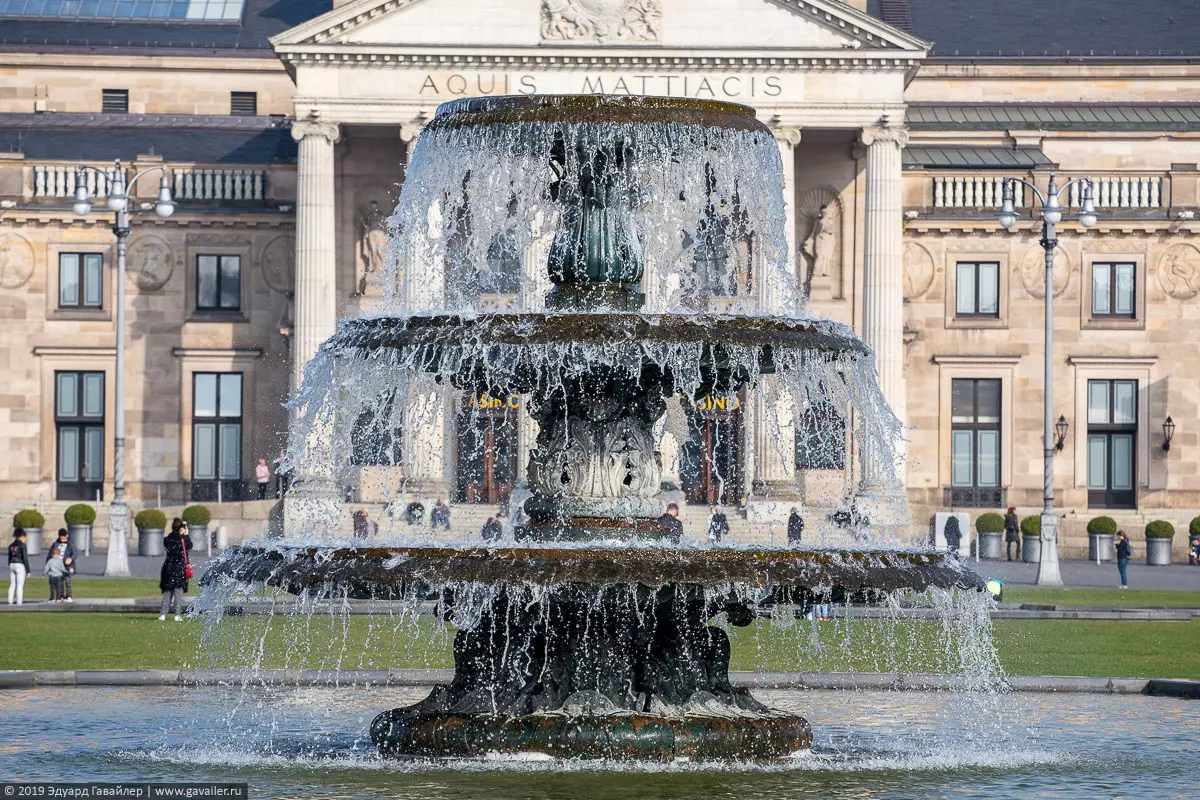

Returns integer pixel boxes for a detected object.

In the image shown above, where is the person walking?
[158,518,193,621]
[44,544,67,603]
[48,529,76,602]
[1115,530,1132,589]
[707,506,729,544]
[658,503,684,545]
[8,528,31,605]
[943,514,962,556]
[1004,506,1021,561]
[352,509,369,539]
[787,507,804,546]
[480,516,502,543]
[255,458,271,500]
[431,498,451,531]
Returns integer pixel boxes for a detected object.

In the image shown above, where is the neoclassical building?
[2,0,1199,552]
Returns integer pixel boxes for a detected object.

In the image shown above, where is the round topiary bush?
[134,509,168,530]
[976,512,1004,533]
[13,509,45,529]
[1189,516,1200,540]
[1145,520,1175,539]
[1020,515,1041,536]
[182,505,212,526]
[64,503,97,526]
[1087,516,1117,536]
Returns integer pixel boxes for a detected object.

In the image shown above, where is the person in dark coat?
[707,506,729,544]
[158,518,193,621]
[1003,506,1021,561]
[787,508,805,546]
[1115,530,1132,589]
[658,503,684,545]
[943,515,962,556]
[430,498,451,531]
[352,510,369,539]
[47,529,76,602]
[406,500,426,526]
[480,516,503,543]
[8,528,31,605]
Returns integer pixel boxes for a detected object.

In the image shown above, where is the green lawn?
[2,578,169,600]
[2,612,1196,679]
[1004,588,1200,608]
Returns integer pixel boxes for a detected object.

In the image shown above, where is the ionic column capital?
[859,126,908,149]
[291,119,341,145]
[399,114,432,143]
[770,125,802,147]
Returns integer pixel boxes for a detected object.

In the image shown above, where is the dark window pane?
[59,253,79,306]
[101,88,128,113]
[219,423,241,478]
[59,428,80,482]
[194,423,216,479]
[84,427,104,481]
[197,255,218,309]
[976,379,1001,424]
[219,255,240,309]
[1115,263,1135,315]
[83,254,103,307]
[194,374,217,417]
[1092,264,1111,315]
[1087,381,1110,424]
[57,372,77,417]
[951,379,975,423]
[82,373,104,417]
[977,262,999,314]
[230,91,257,116]
[218,373,241,417]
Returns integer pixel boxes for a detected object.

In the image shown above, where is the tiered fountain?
[203,95,984,761]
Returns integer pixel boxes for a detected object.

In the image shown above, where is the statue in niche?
[797,187,842,297]
[802,204,837,282]
[356,199,390,295]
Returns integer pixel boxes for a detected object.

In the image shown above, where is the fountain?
[202,95,984,762]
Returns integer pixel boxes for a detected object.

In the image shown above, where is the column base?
[104,502,131,577]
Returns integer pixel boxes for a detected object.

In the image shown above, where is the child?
[44,545,67,602]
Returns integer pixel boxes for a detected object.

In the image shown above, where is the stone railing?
[33,164,119,198]
[1067,175,1163,209]
[173,167,266,202]
[932,175,1026,209]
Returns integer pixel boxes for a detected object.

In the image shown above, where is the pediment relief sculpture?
[542,0,661,43]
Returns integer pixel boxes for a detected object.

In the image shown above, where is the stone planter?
[138,528,165,557]
[23,528,42,556]
[188,524,209,550]
[1146,538,1173,566]
[1022,534,1041,563]
[1088,533,1114,562]
[978,531,1004,560]
[67,524,92,556]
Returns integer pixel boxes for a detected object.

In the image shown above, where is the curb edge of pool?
[0,670,1195,697]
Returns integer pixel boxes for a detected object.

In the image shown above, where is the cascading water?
[199,95,987,762]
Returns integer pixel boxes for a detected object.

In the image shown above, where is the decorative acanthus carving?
[1158,244,1200,301]
[529,415,661,501]
[127,233,175,291]
[797,186,842,292]
[541,0,660,43]
[0,232,35,289]
[902,241,935,299]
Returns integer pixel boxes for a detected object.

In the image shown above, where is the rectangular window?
[196,254,240,311]
[955,261,1000,316]
[1087,379,1138,509]
[795,401,846,471]
[101,88,128,113]
[949,378,1002,503]
[58,253,104,309]
[230,91,257,116]
[192,372,243,499]
[55,370,104,501]
[1091,262,1136,317]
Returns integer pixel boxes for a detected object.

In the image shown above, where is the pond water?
[1,685,1192,799]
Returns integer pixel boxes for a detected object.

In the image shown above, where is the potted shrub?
[1086,516,1117,562]
[1144,520,1175,566]
[64,503,96,556]
[1190,516,1200,565]
[182,504,212,549]
[13,509,45,556]
[134,508,168,557]
[975,512,1005,560]
[1020,514,1041,563]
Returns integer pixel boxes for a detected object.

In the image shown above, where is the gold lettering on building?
[464,393,521,410]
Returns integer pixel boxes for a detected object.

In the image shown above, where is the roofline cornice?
[0,47,284,70]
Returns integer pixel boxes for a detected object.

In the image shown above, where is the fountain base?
[370,708,811,761]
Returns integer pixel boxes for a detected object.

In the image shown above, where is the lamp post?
[998,173,1096,586]
[73,160,175,576]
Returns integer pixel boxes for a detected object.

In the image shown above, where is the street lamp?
[73,159,175,576]
[998,173,1096,587]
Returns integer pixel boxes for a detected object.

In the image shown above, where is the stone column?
[767,125,802,313]
[859,125,908,488]
[290,119,341,392]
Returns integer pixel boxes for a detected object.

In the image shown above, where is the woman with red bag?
[158,517,193,621]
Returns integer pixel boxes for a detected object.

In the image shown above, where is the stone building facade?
[2,0,1199,552]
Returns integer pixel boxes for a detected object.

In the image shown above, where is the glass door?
[681,395,744,506]
[55,371,105,501]
[1087,380,1137,509]
[455,410,517,504]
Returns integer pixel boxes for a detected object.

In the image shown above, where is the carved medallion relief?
[127,233,176,291]
[1157,244,1200,301]
[541,0,661,43]
[902,242,935,300]
[1019,243,1072,299]
[261,235,295,295]
[0,232,34,289]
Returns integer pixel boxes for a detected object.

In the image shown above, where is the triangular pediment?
[272,0,928,53]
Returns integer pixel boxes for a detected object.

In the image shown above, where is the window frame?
[57,252,105,310]
[191,371,244,497]
[1085,378,1139,509]
[944,253,1009,330]
[954,260,1001,318]
[195,253,242,313]
[54,369,105,501]
[1081,254,1145,330]
[949,378,1002,491]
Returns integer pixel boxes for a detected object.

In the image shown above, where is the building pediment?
[272,0,927,55]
